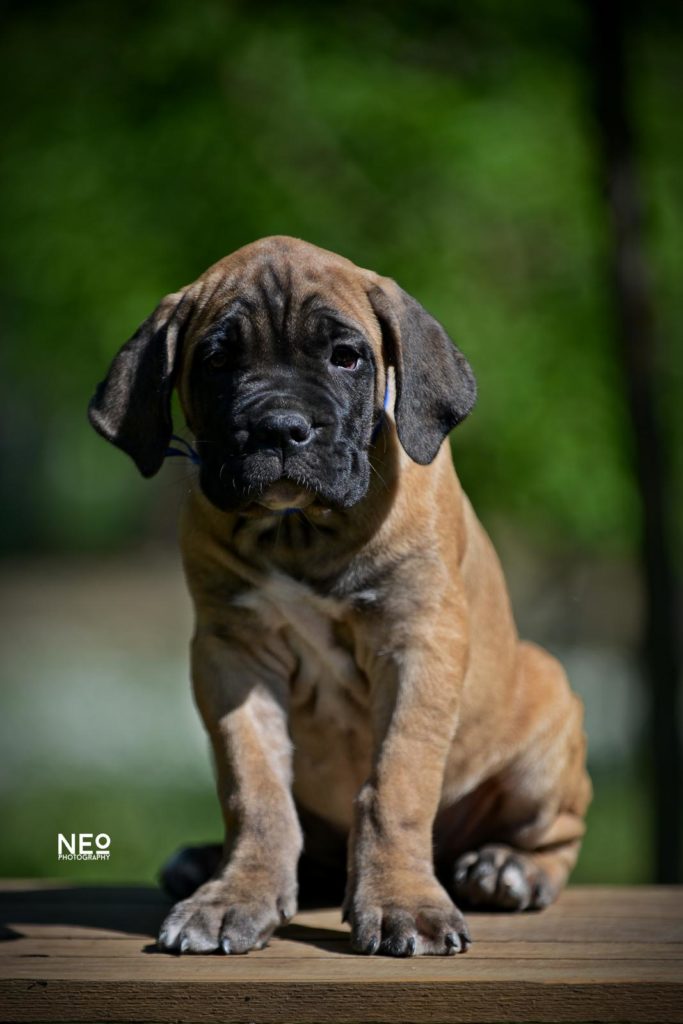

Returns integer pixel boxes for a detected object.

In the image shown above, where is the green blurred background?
[0,0,681,885]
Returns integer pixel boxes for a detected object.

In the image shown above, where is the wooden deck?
[0,882,681,1023]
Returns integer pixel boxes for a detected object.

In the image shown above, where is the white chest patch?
[233,573,367,721]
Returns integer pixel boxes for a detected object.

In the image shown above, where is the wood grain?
[0,883,681,1022]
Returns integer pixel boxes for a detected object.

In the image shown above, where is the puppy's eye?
[206,350,228,370]
[330,345,359,370]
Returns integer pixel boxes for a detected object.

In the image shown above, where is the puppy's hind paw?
[451,844,556,911]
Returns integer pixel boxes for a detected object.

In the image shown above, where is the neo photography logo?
[57,833,111,861]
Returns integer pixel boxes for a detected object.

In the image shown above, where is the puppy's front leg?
[345,591,471,957]
[159,628,302,954]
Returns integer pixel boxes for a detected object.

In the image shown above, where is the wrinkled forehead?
[184,247,381,358]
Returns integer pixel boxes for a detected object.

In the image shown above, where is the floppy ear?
[367,279,476,464]
[88,289,195,477]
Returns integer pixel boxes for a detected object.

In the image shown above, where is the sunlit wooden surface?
[0,882,681,1022]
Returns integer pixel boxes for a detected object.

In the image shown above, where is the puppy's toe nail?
[277,896,296,923]
[355,933,379,955]
[221,938,232,955]
[179,937,191,953]
[406,936,416,956]
[445,931,461,952]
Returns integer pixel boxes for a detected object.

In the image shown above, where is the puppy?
[89,236,591,957]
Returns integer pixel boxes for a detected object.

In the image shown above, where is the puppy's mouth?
[198,445,370,514]
[255,480,316,512]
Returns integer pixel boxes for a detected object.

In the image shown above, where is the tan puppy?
[89,236,591,957]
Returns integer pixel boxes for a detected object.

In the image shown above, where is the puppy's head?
[89,236,476,513]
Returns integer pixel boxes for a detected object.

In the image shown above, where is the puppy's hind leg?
[160,844,222,901]
[159,841,347,906]
[451,820,585,912]
[449,643,592,912]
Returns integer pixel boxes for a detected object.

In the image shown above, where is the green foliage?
[0,0,680,554]
[0,766,654,883]
[0,782,221,883]
[573,763,654,883]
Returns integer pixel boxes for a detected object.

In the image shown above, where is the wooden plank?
[4,911,681,943]
[0,884,681,1023]
[2,952,683,984]
[0,881,166,898]
[5,937,683,958]
[537,887,683,917]
[3,949,682,981]
[1,978,680,1024]
[4,937,683,961]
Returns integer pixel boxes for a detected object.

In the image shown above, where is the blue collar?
[166,382,390,467]
[371,381,390,443]
[165,434,201,464]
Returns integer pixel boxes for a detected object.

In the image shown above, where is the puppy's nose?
[255,411,312,449]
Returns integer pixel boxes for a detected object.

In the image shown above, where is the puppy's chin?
[257,481,315,512]
[198,450,371,515]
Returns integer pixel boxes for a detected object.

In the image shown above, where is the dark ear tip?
[132,454,165,479]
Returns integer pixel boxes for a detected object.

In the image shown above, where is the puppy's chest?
[235,573,368,720]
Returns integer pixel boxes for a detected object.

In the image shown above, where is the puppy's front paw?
[157,877,296,954]
[344,877,470,957]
